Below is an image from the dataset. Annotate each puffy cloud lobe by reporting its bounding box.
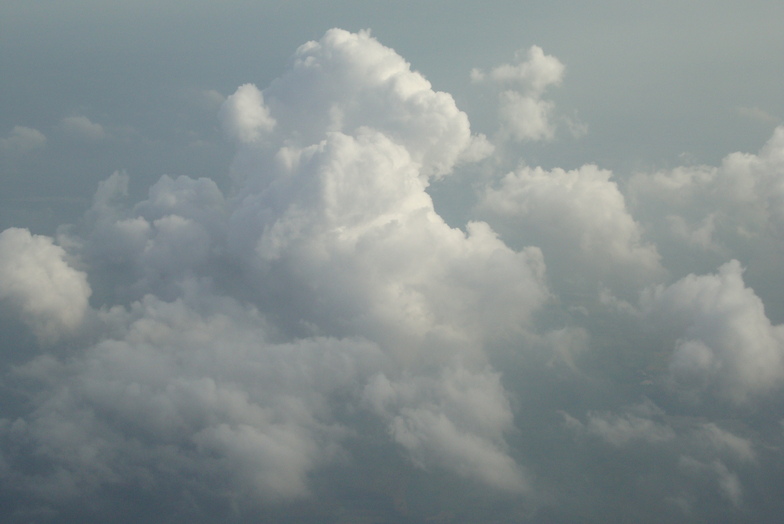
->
[221,29,548,356]
[364,366,527,493]
[3,295,385,504]
[472,46,564,94]
[0,125,46,154]
[477,164,662,297]
[559,399,761,516]
[472,46,565,142]
[227,126,547,355]
[498,91,557,142]
[642,260,784,403]
[59,116,107,141]
[227,28,488,182]
[62,171,226,303]
[219,83,275,143]
[629,126,784,253]
[0,228,91,342]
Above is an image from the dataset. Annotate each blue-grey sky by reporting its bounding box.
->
[2,2,784,522]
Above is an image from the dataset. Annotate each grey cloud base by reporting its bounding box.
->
[2,29,784,523]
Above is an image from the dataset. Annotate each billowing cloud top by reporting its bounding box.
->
[1,28,784,523]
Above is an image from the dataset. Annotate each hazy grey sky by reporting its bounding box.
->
[1,2,784,522]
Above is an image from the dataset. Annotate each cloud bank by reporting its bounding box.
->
[2,28,784,522]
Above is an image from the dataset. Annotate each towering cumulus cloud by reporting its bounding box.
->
[1,28,784,522]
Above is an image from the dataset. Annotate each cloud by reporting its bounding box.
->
[585,411,675,447]
[472,46,565,142]
[477,163,663,297]
[2,28,784,522]
[679,457,744,508]
[0,125,46,154]
[0,228,91,343]
[3,294,385,505]
[628,126,784,255]
[736,106,779,125]
[364,366,527,493]
[641,260,784,403]
[698,423,755,464]
[242,28,491,181]
[59,116,108,141]
[0,29,548,520]
[219,84,275,143]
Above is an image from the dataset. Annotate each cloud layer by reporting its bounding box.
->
[1,28,784,522]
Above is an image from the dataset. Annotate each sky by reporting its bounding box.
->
[1,1,784,522]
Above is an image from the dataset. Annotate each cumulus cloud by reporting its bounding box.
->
[59,116,107,141]
[0,293,389,512]
[245,28,492,180]
[641,260,784,403]
[3,28,784,523]
[477,163,663,297]
[628,126,784,257]
[0,29,547,520]
[0,125,46,154]
[364,366,527,493]
[472,46,565,142]
[219,84,275,143]
[0,228,91,342]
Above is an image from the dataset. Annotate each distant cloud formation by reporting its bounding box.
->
[1,28,784,522]
[59,115,108,141]
[736,106,779,125]
[0,126,46,154]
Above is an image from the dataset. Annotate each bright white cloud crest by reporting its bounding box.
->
[472,45,565,142]
[0,228,91,342]
[2,28,784,522]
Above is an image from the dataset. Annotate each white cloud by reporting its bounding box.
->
[246,28,489,181]
[472,45,564,94]
[0,125,46,154]
[0,228,91,343]
[3,27,784,522]
[221,29,548,356]
[641,260,784,403]
[472,45,565,142]
[4,294,384,503]
[220,83,275,143]
[477,163,663,297]
[364,366,527,492]
[629,126,784,255]
[498,91,557,141]
[60,115,107,141]
[0,29,550,513]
